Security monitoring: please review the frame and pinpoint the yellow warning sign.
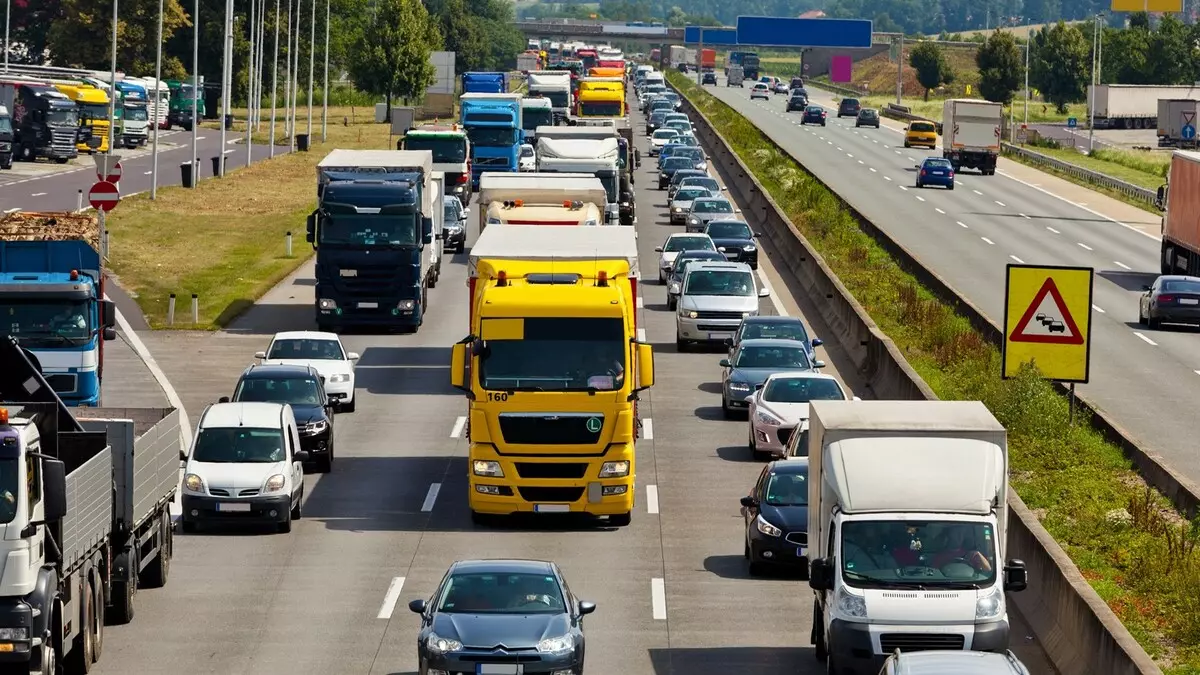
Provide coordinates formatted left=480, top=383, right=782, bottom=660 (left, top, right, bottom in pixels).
left=1002, top=265, right=1094, bottom=383
left=1111, top=0, right=1182, bottom=11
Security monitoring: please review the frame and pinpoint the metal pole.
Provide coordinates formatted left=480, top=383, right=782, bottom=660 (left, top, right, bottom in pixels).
left=257, top=0, right=266, bottom=129
left=109, top=0, right=118, bottom=152
left=218, top=0, right=231, bottom=175
left=895, top=37, right=903, bottom=105
left=4, top=0, right=10, bottom=73
left=151, top=0, right=164, bottom=199
left=270, top=0, right=279, bottom=156
left=283, top=0, right=292, bottom=140
left=1088, top=18, right=1097, bottom=153
left=1023, top=42, right=1029, bottom=128
left=247, top=0, right=256, bottom=165
left=696, top=33, right=703, bottom=86
left=191, top=0, right=199, bottom=186
left=291, top=0, right=300, bottom=150
left=322, top=0, right=329, bottom=142
left=307, top=0, right=315, bottom=137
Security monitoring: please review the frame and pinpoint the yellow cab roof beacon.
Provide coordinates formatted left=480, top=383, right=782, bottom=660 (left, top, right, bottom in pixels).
left=451, top=225, right=654, bottom=526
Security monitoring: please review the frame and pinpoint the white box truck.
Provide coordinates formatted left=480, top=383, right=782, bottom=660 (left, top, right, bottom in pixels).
left=528, top=71, right=573, bottom=122
left=1090, top=84, right=1200, bottom=130
left=1158, top=99, right=1200, bottom=148
left=941, top=99, right=1003, bottom=175
left=536, top=136, right=622, bottom=225
left=806, top=400, right=1028, bottom=675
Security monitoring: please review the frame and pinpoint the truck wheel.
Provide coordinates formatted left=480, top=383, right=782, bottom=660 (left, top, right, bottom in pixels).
left=38, top=640, right=57, bottom=675
left=812, top=606, right=827, bottom=661
left=106, top=553, right=136, bottom=625
left=609, top=512, right=631, bottom=527
left=91, top=575, right=104, bottom=662
left=139, top=511, right=172, bottom=589
left=66, top=579, right=96, bottom=673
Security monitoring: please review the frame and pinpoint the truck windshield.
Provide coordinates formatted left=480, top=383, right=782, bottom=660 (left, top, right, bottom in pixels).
left=523, top=107, right=554, bottom=130
left=79, top=104, right=110, bottom=121
left=176, top=84, right=196, bottom=99
left=478, top=317, right=626, bottom=392
left=579, top=101, right=622, bottom=117
left=542, top=91, right=569, bottom=108
left=0, top=117, right=10, bottom=134
left=192, top=427, right=286, bottom=463
left=0, top=459, right=17, bottom=524
left=403, top=136, right=468, bottom=163
left=48, top=109, right=79, bottom=127
left=0, top=299, right=92, bottom=346
left=841, top=520, right=998, bottom=588
left=124, top=107, right=149, bottom=121
left=597, top=174, right=617, bottom=203
left=320, top=214, right=418, bottom=246
left=466, top=127, right=519, bottom=147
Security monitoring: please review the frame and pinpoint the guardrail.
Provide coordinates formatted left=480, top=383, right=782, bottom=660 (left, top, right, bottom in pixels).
left=669, top=77, right=1173, bottom=675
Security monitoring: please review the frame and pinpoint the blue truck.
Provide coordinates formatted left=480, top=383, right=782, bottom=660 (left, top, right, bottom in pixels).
left=461, top=72, right=508, bottom=94
left=0, top=211, right=117, bottom=406
left=306, top=149, right=438, bottom=333
left=726, top=51, right=761, bottom=80
left=460, top=93, right=523, bottom=188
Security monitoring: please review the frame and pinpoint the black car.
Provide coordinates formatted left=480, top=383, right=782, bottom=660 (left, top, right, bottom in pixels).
left=837, top=97, right=861, bottom=118
left=226, top=364, right=336, bottom=473
left=1139, top=274, right=1200, bottom=328
left=442, top=196, right=467, bottom=253
left=703, top=219, right=760, bottom=268
left=409, top=559, right=595, bottom=674
left=789, top=76, right=805, bottom=90
left=786, top=93, right=808, bottom=112
left=801, top=105, right=826, bottom=126
left=726, top=315, right=822, bottom=359
left=659, top=155, right=699, bottom=189
left=667, top=169, right=708, bottom=199
left=855, top=107, right=880, bottom=128
left=647, top=110, right=668, bottom=133
left=741, top=460, right=810, bottom=576
left=666, top=250, right=728, bottom=310
left=702, top=71, right=717, bottom=85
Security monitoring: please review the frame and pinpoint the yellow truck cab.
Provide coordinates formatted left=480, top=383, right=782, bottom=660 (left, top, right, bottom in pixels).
left=450, top=225, right=654, bottom=526
left=576, top=77, right=626, bottom=118
left=53, top=83, right=111, bottom=153
left=478, top=172, right=608, bottom=228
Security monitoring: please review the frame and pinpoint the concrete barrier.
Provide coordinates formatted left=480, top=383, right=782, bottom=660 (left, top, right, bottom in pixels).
left=672, top=80, right=1166, bottom=675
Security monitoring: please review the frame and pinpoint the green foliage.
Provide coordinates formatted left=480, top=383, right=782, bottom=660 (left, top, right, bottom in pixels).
left=45, top=0, right=191, bottom=75
left=430, top=0, right=523, bottom=73
left=346, top=0, right=438, bottom=117
left=909, top=41, right=952, bottom=101
left=976, top=31, right=1022, bottom=105
left=1030, top=21, right=1090, bottom=113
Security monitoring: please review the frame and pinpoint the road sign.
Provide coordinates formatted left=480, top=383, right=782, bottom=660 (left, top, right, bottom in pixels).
left=684, top=26, right=738, bottom=45
left=1184, top=124, right=1196, bottom=140
left=93, top=153, right=123, bottom=182
left=1002, top=265, right=1094, bottom=383
left=735, top=16, right=872, bottom=48
left=88, top=180, right=120, bottom=212
left=1067, top=117, right=1077, bottom=128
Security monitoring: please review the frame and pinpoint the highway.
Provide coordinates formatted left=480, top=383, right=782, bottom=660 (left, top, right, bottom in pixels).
left=700, top=78, right=1200, bottom=488
left=81, top=100, right=1056, bottom=674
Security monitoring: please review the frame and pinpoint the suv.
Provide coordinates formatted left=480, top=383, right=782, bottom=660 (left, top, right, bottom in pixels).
left=674, top=261, right=770, bottom=350
left=856, top=108, right=880, bottom=128
left=226, top=363, right=337, bottom=473
left=837, top=97, right=861, bottom=118
left=786, top=91, right=808, bottom=112
left=702, top=71, right=717, bottom=85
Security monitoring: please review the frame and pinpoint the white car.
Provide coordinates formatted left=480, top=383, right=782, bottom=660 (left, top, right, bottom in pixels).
left=654, top=232, right=717, bottom=283
left=256, top=331, right=360, bottom=412
left=518, top=143, right=536, bottom=172
left=746, top=372, right=858, bottom=460
left=750, top=83, right=770, bottom=101
left=649, top=129, right=680, bottom=155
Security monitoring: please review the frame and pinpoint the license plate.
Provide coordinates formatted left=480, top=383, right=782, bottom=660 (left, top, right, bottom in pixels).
left=357, top=302, right=378, bottom=309
left=1181, top=298, right=1199, bottom=305
left=797, top=547, right=808, bottom=558
left=709, top=333, right=733, bottom=340
left=534, top=504, right=570, bottom=513
left=217, top=502, right=251, bottom=512
left=477, top=665, right=520, bottom=675
left=931, top=171, right=944, bottom=175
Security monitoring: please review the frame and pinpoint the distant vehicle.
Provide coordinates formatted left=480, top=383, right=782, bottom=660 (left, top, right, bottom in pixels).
left=675, top=261, right=768, bottom=350
left=227, top=363, right=337, bottom=473
left=685, top=196, right=738, bottom=232
left=655, top=233, right=717, bottom=282
left=649, top=128, right=679, bottom=155
left=801, top=105, right=827, bottom=126
left=746, top=372, right=849, bottom=460
left=773, top=81, right=789, bottom=95
left=836, top=97, right=861, bottom=117
left=647, top=110, right=669, bottom=134
left=518, top=143, right=536, bottom=171
left=670, top=186, right=716, bottom=224
left=719, top=338, right=818, bottom=415
left=727, top=64, right=745, bottom=87
left=254, top=331, right=360, bottom=412
left=879, top=649, right=1033, bottom=675
left=904, top=119, right=938, bottom=149
left=727, top=315, right=823, bottom=363
left=787, top=92, right=809, bottom=112
left=702, top=71, right=717, bottom=85
left=1139, top=274, right=1200, bottom=329
left=659, top=154, right=701, bottom=190
left=442, top=196, right=468, bottom=253
left=740, top=459, right=811, bottom=575
left=789, top=76, right=805, bottom=90
left=667, top=168, right=709, bottom=198
left=750, top=82, right=770, bottom=101
left=703, top=219, right=760, bottom=268
left=915, top=156, right=955, bottom=190
left=856, top=108, right=880, bottom=128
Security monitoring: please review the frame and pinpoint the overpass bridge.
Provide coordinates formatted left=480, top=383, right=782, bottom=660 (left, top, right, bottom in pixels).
left=515, top=21, right=904, bottom=47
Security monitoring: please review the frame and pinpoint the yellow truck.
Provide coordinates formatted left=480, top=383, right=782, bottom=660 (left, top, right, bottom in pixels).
left=477, top=172, right=608, bottom=228
left=53, top=83, right=112, bottom=153
left=450, top=225, right=654, bottom=526
left=575, top=77, right=626, bottom=118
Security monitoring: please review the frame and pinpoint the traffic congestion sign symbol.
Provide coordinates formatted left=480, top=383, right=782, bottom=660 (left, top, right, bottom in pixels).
left=88, top=180, right=121, bottom=212
left=1002, top=265, right=1093, bottom=383
left=1067, top=117, right=1077, bottom=128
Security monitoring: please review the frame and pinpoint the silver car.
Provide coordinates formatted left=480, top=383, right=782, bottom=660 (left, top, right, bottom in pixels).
left=675, top=261, right=770, bottom=350
left=880, top=649, right=1032, bottom=675
left=669, top=186, right=716, bottom=224
left=655, top=233, right=717, bottom=282
left=685, top=197, right=738, bottom=233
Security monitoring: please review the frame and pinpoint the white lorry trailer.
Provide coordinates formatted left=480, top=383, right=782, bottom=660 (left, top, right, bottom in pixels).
left=527, top=72, right=573, bottom=122
left=1158, top=99, right=1200, bottom=148
left=478, top=172, right=608, bottom=227
left=941, top=99, right=1002, bottom=175
left=1090, top=84, right=1200, bottom=130
left=669, top=45, right=687, bottom=68
left=806, top=400, right=1028, bottom=675
left=0, top=336, right=182, bottom=674
left=535, top=136, right=621, bottom=225
left=429, top=171, right=445, bottom=286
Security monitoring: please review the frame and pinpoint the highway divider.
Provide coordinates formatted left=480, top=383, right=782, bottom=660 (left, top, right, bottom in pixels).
left=668, top=74, right=1170, bottom=675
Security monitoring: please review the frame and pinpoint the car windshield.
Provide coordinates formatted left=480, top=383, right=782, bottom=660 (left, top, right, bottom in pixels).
left=664, top=236, right=714, bottom=252
left=1163, top=279, right=1200, bottom=293
left=685, top=269, right=753, bottom=296
left=0, top=116, right=11, bottom=134
left=764, top=470, right=808, bottom=506
left=763, top=377, right=844, bottom=403
left=672, top=147, right=703, bottom=161
left=693, top=200, right=732, bottom=213
left=436, top=572, right=565, bottom=614
left=666, top=122, right=690, bottom=132
left=443, top=203, right=459, bottom=222
left=860, top=109, right=877, bottom=117
left=807, top=106, right=822, bottom=113
left=682, top=178, right=720, bottom=192
left=664, top=157, right=693, bottom=170
left=675, top=188, right=711, bottom=201
left=320, top=213, right=417, bottom=247
left=706, top=222, right=751, bottom=239
left=124, top=106, right=149, bottom=121
left=267, top=338, right=344, bottom=360
left=478, top=317, right=625, bottom=392
left=842, top=99, right=859, bottom=107
left=673, top=253, right=723, bottom=275
left=234, top=376, right=324, bottom=406
left=910, top=122, right=936, bottom=132
left=841, top=520, right=999, bottom=588
left=192, top=427, right=285, bottom=463
left=735, top=345, right=811, bottom=368
left=520, top=145, right=535, bottom=157
left=754, top=84, right=767, bottom=90
left=0, top=298, right=92, bottom=346
left=741, top=320, right=809, bottom=342
left=924, top=159, right=952, bottom=169
left=676, top=135, right=698, bottom=146
left=653, top=130, right=678, bottom=140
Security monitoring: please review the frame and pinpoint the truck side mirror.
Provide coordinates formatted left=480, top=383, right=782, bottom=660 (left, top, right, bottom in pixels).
left=632, top=342, right=655, bottom=396
left=100, top=299, right=116, bottom=329
left=809, top=557, right=834, bottom=591
left=422, top=216, right=434, bottom=245
left=305, top=212, right=317, bottom=244
left=1003, top=559, right=1028, bottom=592
left=1155, top=185, right=1166, bottom=210
left=42, top=458, right=67, bottom=522
left=103, top=328, right=117, bottom=341
left=450, top=342, right=468, bottom=391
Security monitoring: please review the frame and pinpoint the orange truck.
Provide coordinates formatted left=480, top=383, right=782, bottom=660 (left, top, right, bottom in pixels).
left=1157, top=150, right=1200, bottom=275
left=700, top=48, right=716, bottom=71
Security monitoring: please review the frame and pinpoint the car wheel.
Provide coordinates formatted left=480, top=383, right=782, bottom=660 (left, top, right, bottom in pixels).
left=748, top=560, right=766, bottom=576
left=948, top=183, right=954, bottom=190
left=290, top=491, right=303, bottom=520
left=1138, top=306, right=1147, bottom=325
left=915, top=181, right=922, bottom=188
left=1148, top=316, right=1162, bottom=330
left=722, top=397, right=736, bottom=419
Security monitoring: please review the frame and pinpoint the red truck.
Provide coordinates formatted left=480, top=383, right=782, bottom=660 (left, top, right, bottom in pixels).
left=700, top=48, right=716, bottom=71
left=1157, top=150, right=1200, bottom=275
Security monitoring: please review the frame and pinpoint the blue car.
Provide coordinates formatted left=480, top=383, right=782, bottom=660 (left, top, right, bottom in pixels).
left=916, top=157, right=955, bottom=189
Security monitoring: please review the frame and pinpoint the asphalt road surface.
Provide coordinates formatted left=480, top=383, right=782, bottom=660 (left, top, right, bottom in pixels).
left=80, top=101, right=1057, bottom=674
left=702, top=78, right=1200, bottom=492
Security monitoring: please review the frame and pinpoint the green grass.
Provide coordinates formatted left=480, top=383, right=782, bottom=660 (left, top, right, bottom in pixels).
left=1010, top=143, right=1168, bottom=191
left=667, top=69, right=1200, bottom=673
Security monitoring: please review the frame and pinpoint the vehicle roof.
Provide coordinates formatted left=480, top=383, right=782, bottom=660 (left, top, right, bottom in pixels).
left=672, top=188, right=711, bottom=199
left=1160, top=274, right=1200, bottom=281
left=743, top=315, right=804, bottom=325
left=241, top=364, right=318, bottom=379
left=271, top=331, right=340, bottom=341
left=201, top=401, right=285, bottom=428
left=680, top=174, right=717, bottom=182
left=767, top=458, right=810, bottom=473
left=666, top=232, right=713, bottom=240
left=736, top=338, right=808, bottom=349
left=705, top=219, right=749, bottom=226
left=451, top=559, right=557, bottom=575
left=688, top=260, right=749, bottom=271
left=694, top=196, right=731, bottom=203
left=890, top=650, right=1028, bottom=674
left=319, top=149, right=432, bottom=170
left=923, top=156, right=951, bottom=162
left=676, top=250, right=726, bottom=260
left=764, top=370, right=837, bottom=382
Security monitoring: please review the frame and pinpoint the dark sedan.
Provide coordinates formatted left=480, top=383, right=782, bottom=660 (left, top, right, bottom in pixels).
left=702, top=71, right=717, bottom=85
left=647, top=110, right=668, bottom=134
left=704, top=219, right=760, bottom=268
left=741, top=459, right=810, bottom=576
left=726, top=315, right=823, bottom=364
left=667, top=169, right=709, bottom=199
left=800, top=105, right=826, bottom=126
left=719, top=338, right=819, bottom=417
left=786, top=93, right=808, bottom=112
left=1139, top=275, right=1200, bottom=328
left=855, top=108, right=880, bottom=128
left=226, top=364, right=336, bottom=473
left=408, top=559, right=595, bottom=675
left=837, top=97, right=860, bottom=117
left=659, top=155, right=700, bottom=189
left=442, top=196, right=467, bottom=254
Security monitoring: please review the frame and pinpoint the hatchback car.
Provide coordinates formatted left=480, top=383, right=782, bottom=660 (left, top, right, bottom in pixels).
left=649, top=128, right=680, bottom=155
left=226, top=363, right=337, bottom=472
left=659, top=155, right=700, bottom=189
left=666, top=250, right=728, bottom=310
left=789, top=76, right=805, bottom=90
left=801, top=105, right=826, bottom=126
left=1139, top=275, right=1200, bottom=328
left=675, top=262, right=768, bottom=350
left=904, top=119, right=938, bottom=148
left=836, top=97, right=860, bottom=118
left=741, top=459, right=810, bottom=575
left=786, top=92, right=808, bottom=112
left=674, top=133, right=699, bottom=147
left=664, top=120, right=693, bottom=137
left=661, top=145, right=705, bottom=171
left=663, top=112, right=691, bottom=128
left=685, top=196, right=737, bottom=232
left=255, top=331, right=360, bottom=412
left=656, top=233, right=718, bottom=282
left=407, top=559, right=596, bottom=675
left=670, top=186, right=715, bottom=224
left=915, top=157, right=955, bottom=189
left=667, top=169, right=709, bottom=198
left=855, top=107, right=880, bottom=128
left=704, top=219, right=759, bottom=268
left=878, top=649, right=1032, bottom=675
left=750, top=82, right=770, bottom=100
left=441, top=195, right=468, bottom=253
left=719, top=338, right=816, bottom=414
left=746, top=372, right=848, bottom=460
left=518, top=143, right=536, bottom=171
left=702, top=71, right=717, bottom=85
left=647, top=110, right=669, bottom=133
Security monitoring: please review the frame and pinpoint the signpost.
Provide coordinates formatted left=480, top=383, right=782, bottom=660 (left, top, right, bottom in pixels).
left=734, top=16, right=873, bottom=49
left=683, top=26, right=738, bottom=46
left=94, top=153, right=124, bottom=185
left=88, top=179, right=121, bottom=261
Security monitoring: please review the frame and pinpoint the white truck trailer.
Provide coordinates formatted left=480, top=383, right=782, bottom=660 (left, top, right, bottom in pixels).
left=805, top=400, right=1028, bottom=675
left=669, top=45, right=687, bottom=68
left=1090, top=84, right=1200, bottom=130
left=941, top=98, right=1002, bottom=175
left=535, top=136, right=621, bottom=225
left=527, top=72, right=573, bottom=122
left=1158, top=99, right=1200, bottom=148
left=478, top=173, right=608, bottom=227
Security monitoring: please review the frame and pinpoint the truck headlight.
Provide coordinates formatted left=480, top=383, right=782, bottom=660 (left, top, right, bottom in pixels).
left=426, top=634, right=462, bottom=654
left=183, top=473, right=205, bottom=493
left=473, top=460, right=503, bottom=477
left=672, top=206, right=682, bottom=212
left=975, top=586, right=1003, bottom=620
left=264, top=474, right=286, bottom=493
left=599, top=461, right=629, bottom=478
left=318, top=298, right=337, bottom=310
left=397, top=299, right=415, bottom=310
left=836, top=588, right=867, bottom=618
left=0, top=628, right=28, bottom=640
left=755, top=514, right=781, bottom=537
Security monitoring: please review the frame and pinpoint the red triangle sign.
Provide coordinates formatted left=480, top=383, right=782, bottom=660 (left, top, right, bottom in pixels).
left=1009, top=278, right=1085, bottom=344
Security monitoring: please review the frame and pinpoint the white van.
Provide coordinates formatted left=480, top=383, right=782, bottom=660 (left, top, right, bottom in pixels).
left=180, top=401, right=307, bottom=534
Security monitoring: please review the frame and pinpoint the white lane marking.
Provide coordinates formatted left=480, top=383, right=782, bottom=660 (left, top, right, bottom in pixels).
left=869, top=167, right=877, bottom=173
left=377, top=576, right=406, bottom=619
left=899, top=185, right=908, bottom=191
left=421, top=483, right=442, bottom=512
left=450, top=416, right=467, bottom=439
left=836, top=147, right=843, bottom=151
left=1020, top=213, right=1031, bottom=219
left=1114, top=261, right=1131, bottom=270
left=1077, top=242, right=1093, bottom=251
left=895, top=150, right=901, bottom=155
left=1093, top=304, right=1106, bottom=313
left=884, top=176, right=892, bottom=181
left=144, top=170, right=153, bottom=175
left=935, top=208, right=945, bottom=214
left=647, top=485, right=660, bottom=514
left=637, top=328, right=646, bottom=342
left=981, top=237, right=995, bottom=245
left=1195, top=370, right=1200, bottom=376
left=30, top=192, right=46, bottom=197
left=847, top=153, right=853, bottom=158
left=1010, top=255, right=1024, bottom=263
left=651, top=578, right=667, bottom=620
left=1133, top=331, right=1157, bottom=346
left=643, top=418, right=654, bottom=440
left=995, top=201, right=1006, bottom=207
left=996, top=168, right=1158, bottom=241
left=857, top=160, right=864, bottom=165
left=957, top=221, right=969, bottom=228
left=636, top=296, right=644, bottom=308
left=973, top=189, right=983, bottom=195
left=915, top=195, right=925, bottom=202
left=1047, top=226, right=1060, bottom=234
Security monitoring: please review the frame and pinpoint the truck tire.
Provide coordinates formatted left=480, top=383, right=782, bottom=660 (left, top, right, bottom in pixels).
left=812, top=605, right=827, bottom=661
left=139, top=510, right=172, bottom=589
left=609, top=512, right=631, bottom=526
left=91, top=576, right=104, bottom=662
left=106, top=553, right=136, bottom=626
left=66, top=579, right=95, bottom=674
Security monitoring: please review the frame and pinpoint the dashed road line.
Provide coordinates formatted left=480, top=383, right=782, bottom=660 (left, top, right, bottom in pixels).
left=651, top=578, right=667, bottom=620
left=957, top=221, right=969, bottom=228
left=857, top=160, right=864, bottom=165
left=898, top=185, right=908, bottom=191
left=421, top=483, right=442, bottom=512
left=1046, top=227, right=1060, bottom=234
left=1010, top=255, right=1024, bottom=263
left=1114, top=261, right=1131, bottom=270
left=646, top=485, right=660, bottom=514
left=884, top=176, right=892, bottom=181
left=915, top=195, right=925, bottom=202
left=1133, top=332, right=1157, bottom=346
left=643, top=418, right=654, bottom=440
left=995, top=201, right=1006, bottom=207
left=376, top=577, right=406, bottom=619
left=869, top=167, right=877, bottom=173
left=450, top=416, right=467, bottom=439
left=1019, top=213, right=1031, bottom=219
left=30, top=192, right=46, bottom=197
left=1092, top=304, right=1106, bottom=313
left=636, top=296, right=644, bottom=308
left=973, top=189, right=983, bottom=196
left=1077, top=242, right=1093, bottom=251
left=981, top=237, right=995, bottom=245
left=934, top=208, right=945, bottom=214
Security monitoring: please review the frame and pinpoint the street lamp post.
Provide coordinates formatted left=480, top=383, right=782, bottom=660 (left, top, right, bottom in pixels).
left=108, top=0, right=118, bottom=153
left=307, top=0, right=315, bottom=138
left=151, top=0, right=164, bottom=198
left=322, top=0, right=329, bottom=142
left=191, top=0, right=199, bottom=186
left=4, top=0, right=11, bottom=73
left=271, top=0, right=280, bottom=156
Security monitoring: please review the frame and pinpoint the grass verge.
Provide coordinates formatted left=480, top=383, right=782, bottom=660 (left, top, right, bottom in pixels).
left=107, top=113, right=391, bottom=329
left=1012, top=142, right=1167, bottom=191
left=667, top=69, right=1200, bottom=673
left=1000, top=145, right=1162, bottom=214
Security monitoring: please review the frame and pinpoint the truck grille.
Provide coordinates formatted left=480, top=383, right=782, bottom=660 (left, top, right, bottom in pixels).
left=514, top=463, right=588, bottom=479
left=474, top=156, right=510, bottom=168
left=785, top=531, right=808, bottom=546
left=498, top=414, right=604, bottom=445
left=517, top=487, right=585, bottom=502
left=695, top=310, right=746, bottom=320
left=51, top=129, right=76, bottom=149
left=330, top=265, right=408, bottom=295
left=44, top=374, right=77, bottom=394
left=879, top=633, right=965, bottom=653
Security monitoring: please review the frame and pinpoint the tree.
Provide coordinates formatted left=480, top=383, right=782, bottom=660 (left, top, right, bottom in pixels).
left=909, top=41, right=952, bottom=101
left=8, top=0, right=63, bottom=64
left=1146, top=15, right=1196, bottom=85
left=346, top=0, right=440, bottom=121
left=429, top=0, right=485, bottom=74
left=976, top=31, right=1022, bottom=105
left=1029, top=21, right=1089, bottom=113
left=47, top=0, right=190, bottom=73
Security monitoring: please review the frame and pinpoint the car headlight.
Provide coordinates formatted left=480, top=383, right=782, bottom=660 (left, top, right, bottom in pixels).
left=263, top=473, right=286, bottom=493
left=536, top=633, right=575, bottom=654
left=755, top=409, right=782, bottom=426
left=668, top=281, right=681, bottom=294
left=302, top=419, right=328, bottom=436
left=660, top=172, right=668, bottom=178
left=599, top=460, right=630, bottom=478
left=685, top=310, right=698, bottom=319
left=976, top=586, right=1004, bottom=620
left=744, top=245, right=756, bottom=251
left=755, top=514, right=782, bottom=537
left=183, top=473, right=205, bottom=493
left=688, top=218, right=698, bottom=225
left=426, top=633, right=462, bottom=654
left=473, top=460, right=503, bottom=477
left=728, top=382, right=750, bottom=392
left=397, top=299, right=415, bottom=310
left=317, top=298, right=337, bottom=310
left=328, top=373, right=350, bottom=383
left=743, top=311, right=753, bottom=318
left=672, top=206, right=682, bottom=212
left=445, top=224, right=462, bottom=233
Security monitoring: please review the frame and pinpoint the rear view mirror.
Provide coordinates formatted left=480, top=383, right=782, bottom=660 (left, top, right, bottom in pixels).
left=294, top=450, right=311, bottom=462
left=809, top=558, right=834, bottom=591
left=1143, top=285, right=1152, bottom=291
left=409, top=599, right=427, bottom=614
left=757, top=288, right=770, bottom=298
left=41, top=458, right=67, bottom=521
left=814, top=360, right=827, bottom=368
left=633, top=343, right=655, bottom=394
left=218, top=396, right=230, bottom=403
left=739, top=496, right=757, bottom=508
left=718, top=358, right=731, bottom=367
left=811, top=338, right=823, bottom=347
left=654, top=246, right=663, bottom=252
left=101, top=299, right=116, bottom=329
left=723, top=337, right=733, bottom=347
left=102, top=327, right=117, bottom=341
left=463, top=208, right=471, bottom=215
left=254, top=351, right=267, bottom=359
left=578, top=601, right=597, bottom=616
left=305, top=213, right=317, bottom=243
left=451, top=342, right=468, bottom=391
left=347, top=352, right=360, bottom=361
left=1004, top=559, right=1028, bottom=592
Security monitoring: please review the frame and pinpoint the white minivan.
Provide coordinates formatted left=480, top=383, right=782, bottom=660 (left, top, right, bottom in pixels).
left=180, top=401, right=307, bottom=534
